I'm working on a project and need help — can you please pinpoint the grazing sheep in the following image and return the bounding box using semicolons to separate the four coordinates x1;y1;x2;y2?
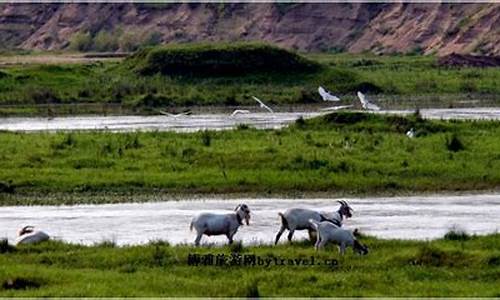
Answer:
15;226;50;246
309;219;368;255
274;200;353;245
190;204;251;246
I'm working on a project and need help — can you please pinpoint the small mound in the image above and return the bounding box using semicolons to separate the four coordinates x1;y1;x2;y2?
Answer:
128;43;320;76
438;53;500;68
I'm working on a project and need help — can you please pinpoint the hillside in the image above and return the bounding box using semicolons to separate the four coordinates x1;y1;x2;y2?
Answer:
0;3;499;55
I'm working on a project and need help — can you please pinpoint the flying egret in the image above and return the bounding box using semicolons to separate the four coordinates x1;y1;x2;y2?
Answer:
252;96;274;113
157;109;192;117
357;91;380;111
318;86;340;101
231;109;251;117
406;128;416;138
320;105;354;112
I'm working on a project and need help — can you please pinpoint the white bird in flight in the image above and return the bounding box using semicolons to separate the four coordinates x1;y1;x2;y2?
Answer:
318;86;340;101
157;110;192;117
357;91;380;111
252;96;274;113
321;105;354;112
231;109;251;117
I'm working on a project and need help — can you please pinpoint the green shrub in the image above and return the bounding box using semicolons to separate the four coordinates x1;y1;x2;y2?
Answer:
93;30;119;52
444;228;470;241
69;31;93;52
446;134;465;152
130;43;320;76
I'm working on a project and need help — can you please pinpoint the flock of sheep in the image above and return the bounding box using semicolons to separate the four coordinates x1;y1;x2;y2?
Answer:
190;200;368;255
15;201;367;255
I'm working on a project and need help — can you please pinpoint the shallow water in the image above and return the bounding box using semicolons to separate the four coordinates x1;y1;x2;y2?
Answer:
0;112;319;132
1;194;499;246
1;108;500;133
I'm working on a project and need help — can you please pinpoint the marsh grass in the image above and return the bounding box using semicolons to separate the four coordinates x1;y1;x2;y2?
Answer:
2;112;500;205
1;234;500;296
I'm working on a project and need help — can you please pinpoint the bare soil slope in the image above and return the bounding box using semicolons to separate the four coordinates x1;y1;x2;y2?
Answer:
0;3;499;55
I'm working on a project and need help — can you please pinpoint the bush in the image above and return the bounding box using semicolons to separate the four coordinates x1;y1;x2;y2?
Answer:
130;42;320;76
69;31;93;52
446;134;465;152
0;238;16;253
201;130;212;147
444;228;470;241
0;181;15;194
93;30;119;52
119;32;143;52
25;87;60;104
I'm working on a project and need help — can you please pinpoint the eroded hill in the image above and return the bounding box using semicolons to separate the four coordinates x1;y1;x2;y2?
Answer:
0;3;499;55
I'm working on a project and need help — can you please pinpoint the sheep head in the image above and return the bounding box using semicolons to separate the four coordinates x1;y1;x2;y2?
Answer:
337;200;353;218
17;225;35;237
235;204;251;225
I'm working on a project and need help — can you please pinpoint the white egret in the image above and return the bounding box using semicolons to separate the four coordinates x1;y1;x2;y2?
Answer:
357;91;380;111
157;110;192;117
406;128;416;138
320;105;354;112
318;86;340;101
230;109;251;117
252;96;274;113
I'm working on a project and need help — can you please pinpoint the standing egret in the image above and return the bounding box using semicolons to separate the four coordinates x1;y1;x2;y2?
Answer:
318;86;340;101
357;91;380;111
406;128;416;138
252;96;274;113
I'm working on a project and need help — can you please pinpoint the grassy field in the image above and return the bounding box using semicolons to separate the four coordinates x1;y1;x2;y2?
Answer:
2;112;500;205
1;233;499;297
0;44;499;116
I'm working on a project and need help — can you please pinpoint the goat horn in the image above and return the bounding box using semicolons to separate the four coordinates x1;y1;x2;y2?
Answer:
234;204;241;211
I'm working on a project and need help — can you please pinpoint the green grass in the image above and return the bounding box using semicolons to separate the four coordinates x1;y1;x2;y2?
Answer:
1;233;500;296
2;112;500;205
0;46;499;116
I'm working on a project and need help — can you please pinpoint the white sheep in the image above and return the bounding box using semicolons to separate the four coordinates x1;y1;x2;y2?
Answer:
309;219;368;255
274;200;353;245
190;204;251;246
15;226;50;246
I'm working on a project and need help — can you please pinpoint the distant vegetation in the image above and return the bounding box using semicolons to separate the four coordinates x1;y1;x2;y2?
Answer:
2;112;500;205
68;29;163;52
0;45;500;116
1;233;500;296
129;43;321;76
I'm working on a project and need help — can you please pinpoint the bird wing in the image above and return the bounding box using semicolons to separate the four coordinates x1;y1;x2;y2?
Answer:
367;102;381;111
318;86;340;101
157;109;174;116
252;96;274;113
320;105;354;111
357;91;368;108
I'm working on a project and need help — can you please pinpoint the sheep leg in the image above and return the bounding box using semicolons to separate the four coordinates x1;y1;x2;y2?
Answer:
308;229;317;243
274;226;286;245
317;238;327;251
314;236;321;251
339;243;346;255
194;233;203;246
287;229;295;243
227;233;234;244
